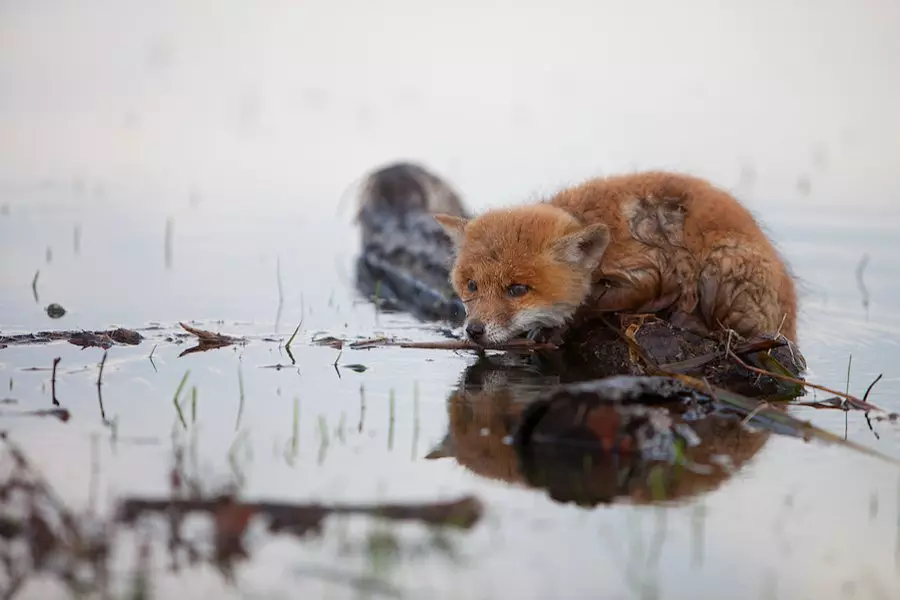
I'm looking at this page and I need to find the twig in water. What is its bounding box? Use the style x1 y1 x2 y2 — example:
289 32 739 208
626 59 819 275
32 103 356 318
31 270 40 303
275 256 284 333
741 400 772 427
348 336 390 349
333 350 342 379
96 350 108 422
288 395 299 461
117 494 484 531
388 389 396 452
862 373 883 403
164 217 174 269
172 371 190 429
844 354 853 405
855 253 870 314
726 349 886 413
412 382 420 460
97 350 108 387
285 320 302 365
89 434 99 515
148 344 158 372
351 338 558 352
51 357 61 406
235 365 245 431
844 353 853 439
863 373 884 440
358 384 366 434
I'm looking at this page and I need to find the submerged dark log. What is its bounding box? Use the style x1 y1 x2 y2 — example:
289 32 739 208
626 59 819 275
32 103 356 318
352 161 806 392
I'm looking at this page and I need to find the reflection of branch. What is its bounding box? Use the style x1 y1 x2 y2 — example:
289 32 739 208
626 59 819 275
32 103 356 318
118 495 484 532
855 253 870 314
51 357 61 406
178 339 234 357
31 270 40 304
0 407 70 422
178 322 243 356
349 337 558 352
726 349 886 413
96 351 108 423
0 434 109 597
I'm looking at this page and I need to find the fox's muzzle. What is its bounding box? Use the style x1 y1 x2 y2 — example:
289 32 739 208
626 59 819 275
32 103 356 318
464 320 486 344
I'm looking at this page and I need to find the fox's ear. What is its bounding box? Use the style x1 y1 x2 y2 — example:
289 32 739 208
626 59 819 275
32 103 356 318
434 213 469 247
552 224 610 271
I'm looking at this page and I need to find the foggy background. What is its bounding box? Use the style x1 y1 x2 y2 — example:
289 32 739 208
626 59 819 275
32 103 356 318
2 0 899 214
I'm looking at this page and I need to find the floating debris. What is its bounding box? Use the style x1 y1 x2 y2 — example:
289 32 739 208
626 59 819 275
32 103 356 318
178 322 243 356
46 303 66 319
312 335 344 349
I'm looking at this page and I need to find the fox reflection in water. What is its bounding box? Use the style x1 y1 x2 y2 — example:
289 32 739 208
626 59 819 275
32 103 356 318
425 354 774 507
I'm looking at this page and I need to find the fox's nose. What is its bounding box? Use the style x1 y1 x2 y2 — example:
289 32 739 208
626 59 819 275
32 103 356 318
465 321 486 343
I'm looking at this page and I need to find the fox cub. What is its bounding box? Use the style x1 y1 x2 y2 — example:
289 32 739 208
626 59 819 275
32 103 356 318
435 171 797 345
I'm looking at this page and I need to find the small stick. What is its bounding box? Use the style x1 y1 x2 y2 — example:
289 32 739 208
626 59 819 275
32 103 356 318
275 256 284 333
97 350 108 387
117 494 483 530
855 253 870 312
97 350 108 421
862 373 884 403
727 349 885 413
51 357 61 406
862 373 884 441
285 320 302 365
348 336 389 349
741 400 772 426
333 350 342 379
361 339 558 352
31 270 40 303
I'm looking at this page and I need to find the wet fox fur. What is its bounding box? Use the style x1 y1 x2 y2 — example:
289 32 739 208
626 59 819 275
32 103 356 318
435 171 797 345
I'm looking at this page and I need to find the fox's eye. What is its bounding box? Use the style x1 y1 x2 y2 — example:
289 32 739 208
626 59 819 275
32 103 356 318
507 283 530 298
467 279 477 293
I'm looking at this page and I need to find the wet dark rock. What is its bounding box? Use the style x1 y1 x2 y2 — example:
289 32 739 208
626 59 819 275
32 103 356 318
108 328 143 345
45 303 66 319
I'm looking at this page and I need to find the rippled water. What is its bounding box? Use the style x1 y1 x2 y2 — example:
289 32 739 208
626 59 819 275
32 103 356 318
2 1 900 599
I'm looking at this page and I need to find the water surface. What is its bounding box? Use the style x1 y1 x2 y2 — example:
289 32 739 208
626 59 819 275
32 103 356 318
2 2 900 599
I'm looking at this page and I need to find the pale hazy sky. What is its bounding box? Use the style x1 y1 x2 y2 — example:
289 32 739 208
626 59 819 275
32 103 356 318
1 0 898 209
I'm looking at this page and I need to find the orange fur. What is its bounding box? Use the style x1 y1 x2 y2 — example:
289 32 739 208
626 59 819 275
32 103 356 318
436 171 798 344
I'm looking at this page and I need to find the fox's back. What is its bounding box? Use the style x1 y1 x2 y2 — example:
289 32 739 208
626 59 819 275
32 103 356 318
548 171 772 259
547 171 797 340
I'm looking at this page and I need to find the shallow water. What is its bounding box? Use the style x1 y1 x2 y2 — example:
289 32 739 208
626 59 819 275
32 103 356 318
3 1 900 599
